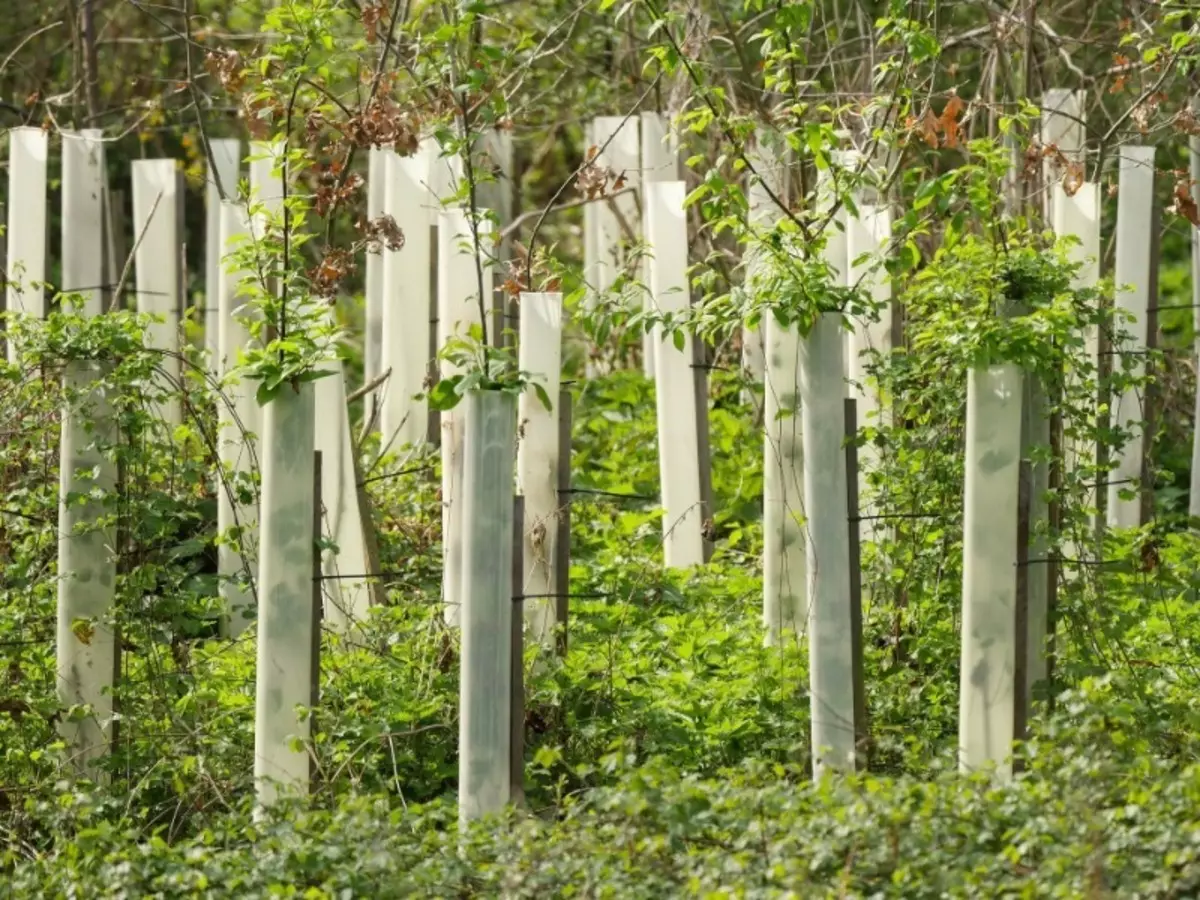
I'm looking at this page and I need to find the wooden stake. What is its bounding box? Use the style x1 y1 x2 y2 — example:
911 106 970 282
510 495 525 806
555 388 572 655
844 398 868 769
310 450 323 792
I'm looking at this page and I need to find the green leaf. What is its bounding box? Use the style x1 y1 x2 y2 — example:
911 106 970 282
428 375 464 411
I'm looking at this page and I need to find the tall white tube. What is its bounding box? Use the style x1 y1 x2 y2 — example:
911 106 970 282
1109 146 1155 529
587 116 640 295
763 312 805 644
639 112 677 379
204 139 242 367
743 128 789 397
315 360 370 629
5 126 48 360
249 140 284 234
958 363 1024 781
458 389 516 826
517 292 564 647
216 202 260 637
56 361 117 776
646 181 704 568
1052 182 1101 545
1041 89 1086 221
61 130 106 317
56 128 115 775
845 201 893 538
254 382 316 807
382 145 434 447
845 203 893 416
756 137 802 645
438 209 492 624
800 312 856 775
364 146 386 384
131 159 182 425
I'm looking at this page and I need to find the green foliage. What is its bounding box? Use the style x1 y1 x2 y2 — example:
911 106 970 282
12 680 1200 897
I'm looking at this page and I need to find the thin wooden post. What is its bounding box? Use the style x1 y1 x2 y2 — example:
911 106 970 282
1189 94 1200 522
555 388 572 655
844 398 868 769
310 450 323 792
693 339 714 562
510 495 525 806
1141 198 1162 528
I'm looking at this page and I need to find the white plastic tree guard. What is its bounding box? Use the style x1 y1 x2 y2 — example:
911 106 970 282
57 362 118 776
131 159 183 425
61 130 107 317
1040 89 1086 220
845 203 893 414
381 145 434 448
763 307 805 646
845 202 893 538
743 128 789 397
584 115 640 294
254 381 317 807
1109 146 1155 530
639 112 678 379
364 146 387 385
479 130 514 242
958 363 1024 781
800 311 856 775
204 139 242 367
438 209 493 624
216 202 260 638
314 355 371 628
516 292 564 648
57 128 116 775
429 135 465 206
5 127 48 361
758 139 802 646
249 140 285 233
458 389 517 826
645 181 704 568
1052 181 1101 542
